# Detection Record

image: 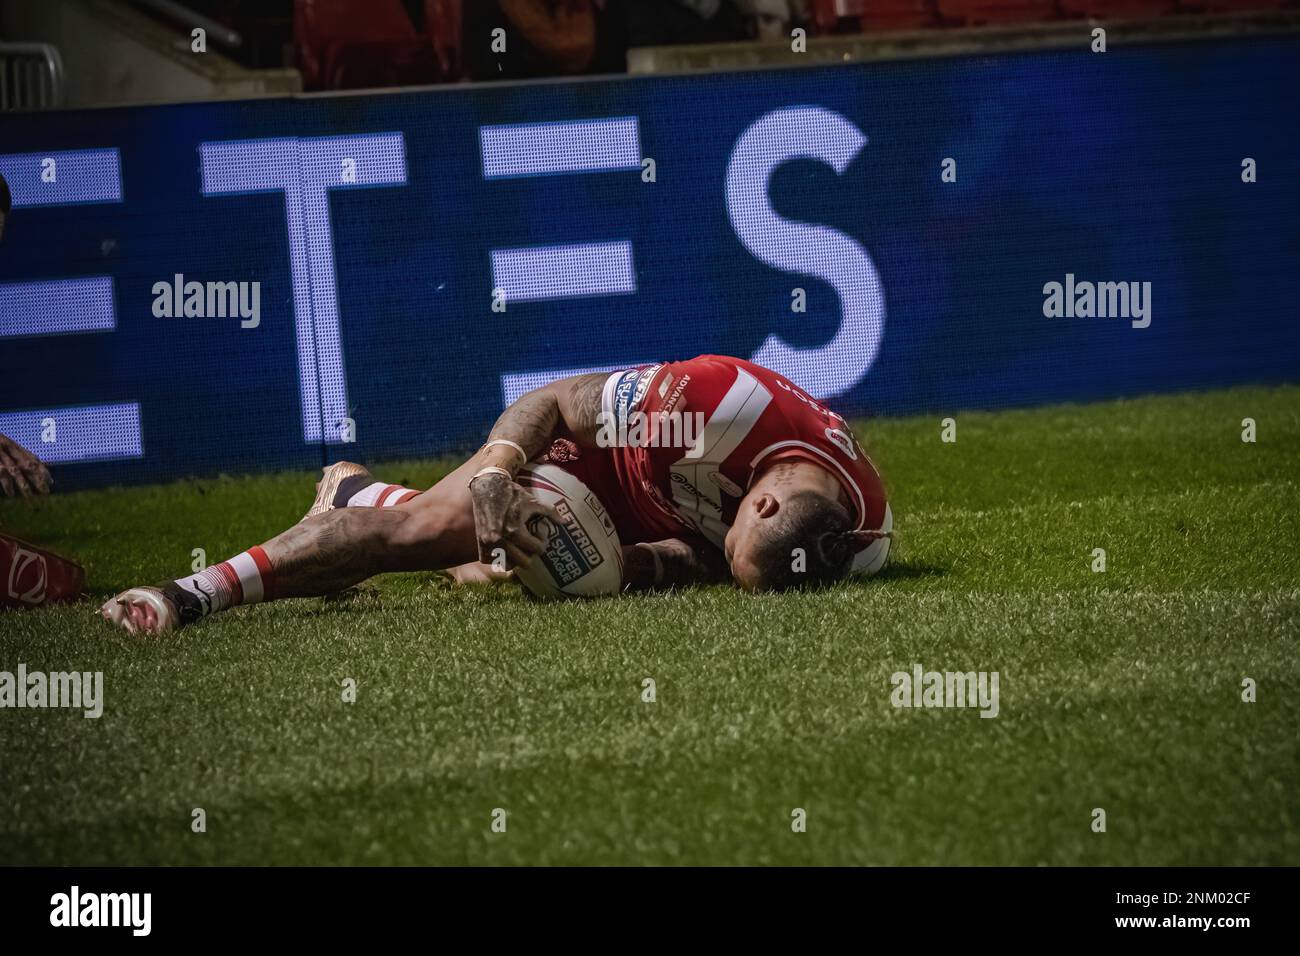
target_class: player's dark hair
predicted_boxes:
[748,490,856,592]
[0,173,10,216]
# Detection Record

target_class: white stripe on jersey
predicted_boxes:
[749,439,869,531]
[670,368,773,547]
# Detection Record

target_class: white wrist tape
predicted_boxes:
[470,465,512,483]
[483,439,527,465]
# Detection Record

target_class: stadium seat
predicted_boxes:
[294,0,437,90]
[936,0,1059,26]
[1188,0,1290,10]
[1057,0,1178,17]
[808,0,866,33]
[860,1,940,30]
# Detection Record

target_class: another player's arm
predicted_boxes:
[467,372,607,565]
[0,433,53,497]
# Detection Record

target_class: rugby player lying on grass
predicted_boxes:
[102,355,893,635]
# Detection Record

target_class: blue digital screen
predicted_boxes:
[1,36,1297,489]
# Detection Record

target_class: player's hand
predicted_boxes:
[621,538,729,591]
[468,471,559,568]
[0,434,52,497]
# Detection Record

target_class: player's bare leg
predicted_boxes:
[302,460,511,586]
[102,459,486,636]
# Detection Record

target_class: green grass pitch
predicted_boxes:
[1,385,1296,866]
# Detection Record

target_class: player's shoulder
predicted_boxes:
[602,355,741,416]
[674,353,755,378]
[661,354,774,395]
[602,355,840,424]
[602,363,665,421]
[683,355,819,405]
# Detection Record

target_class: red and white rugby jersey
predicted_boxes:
[596,355,891,574]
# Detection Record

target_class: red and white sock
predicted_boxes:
[344,482,421,508]
[173,545,273,617]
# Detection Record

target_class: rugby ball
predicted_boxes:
[514,464,623,599]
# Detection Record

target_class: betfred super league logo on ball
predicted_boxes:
[7,543,45,604]
[0,533,85,609]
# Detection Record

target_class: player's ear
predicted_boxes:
[752,493,779,519]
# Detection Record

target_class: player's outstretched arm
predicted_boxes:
[468,372,605,565]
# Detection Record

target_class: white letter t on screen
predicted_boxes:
[200,135,407,443]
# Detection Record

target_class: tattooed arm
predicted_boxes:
[482,371,606,459]
[0,433,53,497]
[468,372,607,565]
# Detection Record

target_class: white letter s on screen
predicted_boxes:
[726,106,884,399]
